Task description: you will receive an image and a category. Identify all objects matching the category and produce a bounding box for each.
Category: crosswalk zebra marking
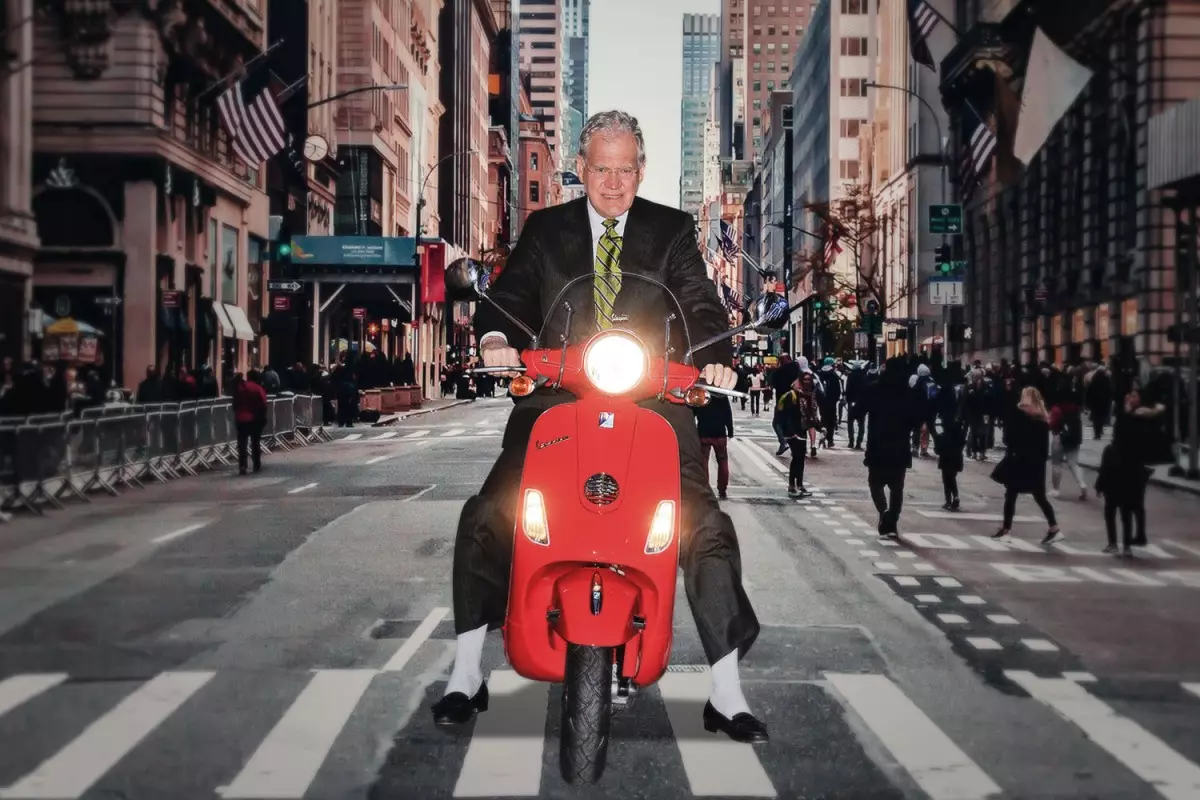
[1184,683,1200,700]
[452,670,549,797]
[0,671,213,799]
[217,669,376,799]
[658,671,777,797]
[343,433,363,441]
[825,673,1001,800]
[380,607,448,673]
[1006,670,1200,800]
[371,431,398,440]
[440,428,467,437]
[0,674,66,719]
[402,430,429,439]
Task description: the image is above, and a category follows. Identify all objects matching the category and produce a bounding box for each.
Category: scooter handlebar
[693,381,750,401]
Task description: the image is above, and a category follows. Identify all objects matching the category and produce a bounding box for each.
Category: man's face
[577,132,643,219]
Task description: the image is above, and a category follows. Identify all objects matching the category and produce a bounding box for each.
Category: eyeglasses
[584,164,640,180]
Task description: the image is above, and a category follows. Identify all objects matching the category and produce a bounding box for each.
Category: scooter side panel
[504,400,682,685]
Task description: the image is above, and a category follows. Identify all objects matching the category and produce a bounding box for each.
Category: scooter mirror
[747,292,789,331]
[444,258,490,301]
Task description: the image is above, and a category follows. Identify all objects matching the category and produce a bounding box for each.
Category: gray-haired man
[432,110,767,744]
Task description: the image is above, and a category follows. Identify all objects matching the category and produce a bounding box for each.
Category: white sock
[708,648,751,718]
[444,623,487,698]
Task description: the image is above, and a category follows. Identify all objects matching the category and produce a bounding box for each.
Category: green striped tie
[594,218,623,329]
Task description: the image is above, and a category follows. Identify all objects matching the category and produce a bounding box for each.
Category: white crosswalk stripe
[1,665,1198,799]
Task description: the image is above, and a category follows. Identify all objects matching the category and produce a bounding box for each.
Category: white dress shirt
[479,201,629,348]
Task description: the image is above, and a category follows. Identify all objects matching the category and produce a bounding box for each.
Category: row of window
[840,78,867,97]
[840,36,868,56]
[749,5,805,16]
[841,0,869,13]
[751,79,786,92]
[751,24,798,36]
[752,41,791,54]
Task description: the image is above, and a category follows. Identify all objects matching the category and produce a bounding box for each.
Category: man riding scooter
[431,110,768,745]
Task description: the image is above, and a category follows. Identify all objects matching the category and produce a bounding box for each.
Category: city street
[1,396,1199,800]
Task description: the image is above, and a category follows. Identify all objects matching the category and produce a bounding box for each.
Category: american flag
[719,220,741,260]
[908,0,940,70]
[959,105,998,201]
[217,80,287,168]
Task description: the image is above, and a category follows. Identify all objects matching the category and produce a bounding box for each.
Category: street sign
[268,280,302,293]
[162,291,182,308]
[929,278,964,306]
[854,330,868,350]
[352,307,367,320]
[929,204,963,235]
[95,296,122,307]
[273,295,291,312]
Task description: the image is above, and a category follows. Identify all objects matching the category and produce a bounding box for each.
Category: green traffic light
[278,243,292,257]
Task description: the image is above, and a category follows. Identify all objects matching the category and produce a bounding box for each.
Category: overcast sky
[588,0,721,207]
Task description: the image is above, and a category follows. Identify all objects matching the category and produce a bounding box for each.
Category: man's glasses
[584,164,640,181]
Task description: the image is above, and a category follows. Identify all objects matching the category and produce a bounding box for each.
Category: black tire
[560,644,613,785]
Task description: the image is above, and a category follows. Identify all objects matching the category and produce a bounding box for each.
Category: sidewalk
[1073,434,1200,497]
[370,397,476,426]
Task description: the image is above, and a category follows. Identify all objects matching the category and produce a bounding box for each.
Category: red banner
[421,241,446,304]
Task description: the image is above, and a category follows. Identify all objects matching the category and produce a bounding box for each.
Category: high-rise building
[722,0,822,165]
[681,14,721,217]
[518,0,565,165]
[562,0,590,162]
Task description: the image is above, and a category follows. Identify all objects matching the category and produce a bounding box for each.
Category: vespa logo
[598,412,615,429]
[536,435,569,450]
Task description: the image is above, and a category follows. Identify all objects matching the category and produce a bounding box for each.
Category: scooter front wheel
[559,643,612,785]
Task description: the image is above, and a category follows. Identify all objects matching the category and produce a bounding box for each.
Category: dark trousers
[1002,487,1057,528]
[1104,498,1135,547]
[846,410,865,448]
[236,421,263,472]
[786,438,806,488]
[699,437,730,494]
[750,392,760,414]
[868,467,906,528]
[451,391,760,665]
[941,469,959,504]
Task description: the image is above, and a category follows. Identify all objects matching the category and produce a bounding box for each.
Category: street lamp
[866,80,952,357]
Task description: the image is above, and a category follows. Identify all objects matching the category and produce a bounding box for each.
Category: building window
[753,25,762,35]
[782,42,790,52]
[530,152,539,171]
[767,80,775,90]
[530,181,541,203]
[753,99,763,109]
[767,25,775,34]
[767,61,775,71]
[753,5,761,13]
[753,80,761,91]
[840,78,867,96]
[767,42,775,52]
[753,61,761,72]
[753,42,762,53]
[841,0,867,12]
[840,37,868,56]
[839,160,860,180]
[782,25,790,35]
[840,119,865,137]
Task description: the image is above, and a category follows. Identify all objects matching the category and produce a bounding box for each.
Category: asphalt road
[1,394,1199,800]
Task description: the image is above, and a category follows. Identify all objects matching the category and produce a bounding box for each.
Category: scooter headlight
[645,500,676,554]
[522,489,550,545]
[583,331,648,395]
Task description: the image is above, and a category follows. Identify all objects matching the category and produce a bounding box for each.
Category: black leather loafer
[702,700,769,744]
[432,682,489,727]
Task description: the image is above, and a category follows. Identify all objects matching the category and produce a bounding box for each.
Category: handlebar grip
[696,381,750,400]
[467,365,526,374]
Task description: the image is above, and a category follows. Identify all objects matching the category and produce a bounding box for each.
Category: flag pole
[195,38,286,104]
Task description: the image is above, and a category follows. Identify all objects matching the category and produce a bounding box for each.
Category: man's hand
[480,338,523,377]
[700,363,738,390]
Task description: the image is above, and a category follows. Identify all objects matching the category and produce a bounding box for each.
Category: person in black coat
[933,413,966,510]
[863,357,920,536]
[695,395,735,500]
[991,386,1060,544]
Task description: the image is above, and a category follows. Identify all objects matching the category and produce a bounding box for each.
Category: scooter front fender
[551,568,641,647]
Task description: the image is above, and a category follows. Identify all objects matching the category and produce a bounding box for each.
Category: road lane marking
[965,637,1002,651]
[371,431,398,440]
[914,563,937,572]
[859,550,880,557]
[343,433,363,441]
[875,562,898,571]
[404,484,438,503]
[151,521,210,545]
[1006,671,1200,800]
[986,614,1019,625]
[728,438,777,480]
[1064,672,1098,683]
[934,577,962,588]
[937,614,968,624]
[381,607,448,672]
[440,428,467,437]
[1182,683,1200,699]
[366,455,392,465]
[958,595,986,605]
[1162,539,1200,558]
[217,669,376,799]
[0,674,67,719]
[658,671,777,797]
[1,671,212,799]
[894,576,920,587]
[917,510,1043,523]
[915,594,941,603]
[402,430,430,439]
[1022,638,1059,652]
[287,482,318,494]
[825,673,1001,800]
[453,670,550,797]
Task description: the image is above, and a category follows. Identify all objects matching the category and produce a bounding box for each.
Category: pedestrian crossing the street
[1,658,1198,799]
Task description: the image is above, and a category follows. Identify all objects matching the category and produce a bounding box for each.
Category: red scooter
[445,259,789,785]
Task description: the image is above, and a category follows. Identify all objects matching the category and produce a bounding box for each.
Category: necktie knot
[603,218,619,234]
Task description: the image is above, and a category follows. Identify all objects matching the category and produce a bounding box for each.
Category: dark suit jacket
[474,196,733,367]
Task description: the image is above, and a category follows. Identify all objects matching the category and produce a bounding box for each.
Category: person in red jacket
[233,370,268,474]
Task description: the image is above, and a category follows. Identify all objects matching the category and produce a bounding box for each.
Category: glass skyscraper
[681,14,720,216]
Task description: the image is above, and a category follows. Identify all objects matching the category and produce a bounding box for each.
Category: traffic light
[935,243,953,274]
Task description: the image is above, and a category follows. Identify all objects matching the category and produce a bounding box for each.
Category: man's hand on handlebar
[700,363,738,390]
[480,338,524,378]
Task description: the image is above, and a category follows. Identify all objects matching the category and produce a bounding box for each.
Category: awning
[219,303,255,341]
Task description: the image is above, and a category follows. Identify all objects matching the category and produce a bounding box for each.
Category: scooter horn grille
[583,473,619,506]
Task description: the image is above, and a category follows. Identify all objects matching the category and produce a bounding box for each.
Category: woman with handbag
[991,386,1062,545]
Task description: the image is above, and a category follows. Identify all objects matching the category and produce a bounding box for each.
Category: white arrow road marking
[151,521,211,545]
[287,483,318,495]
